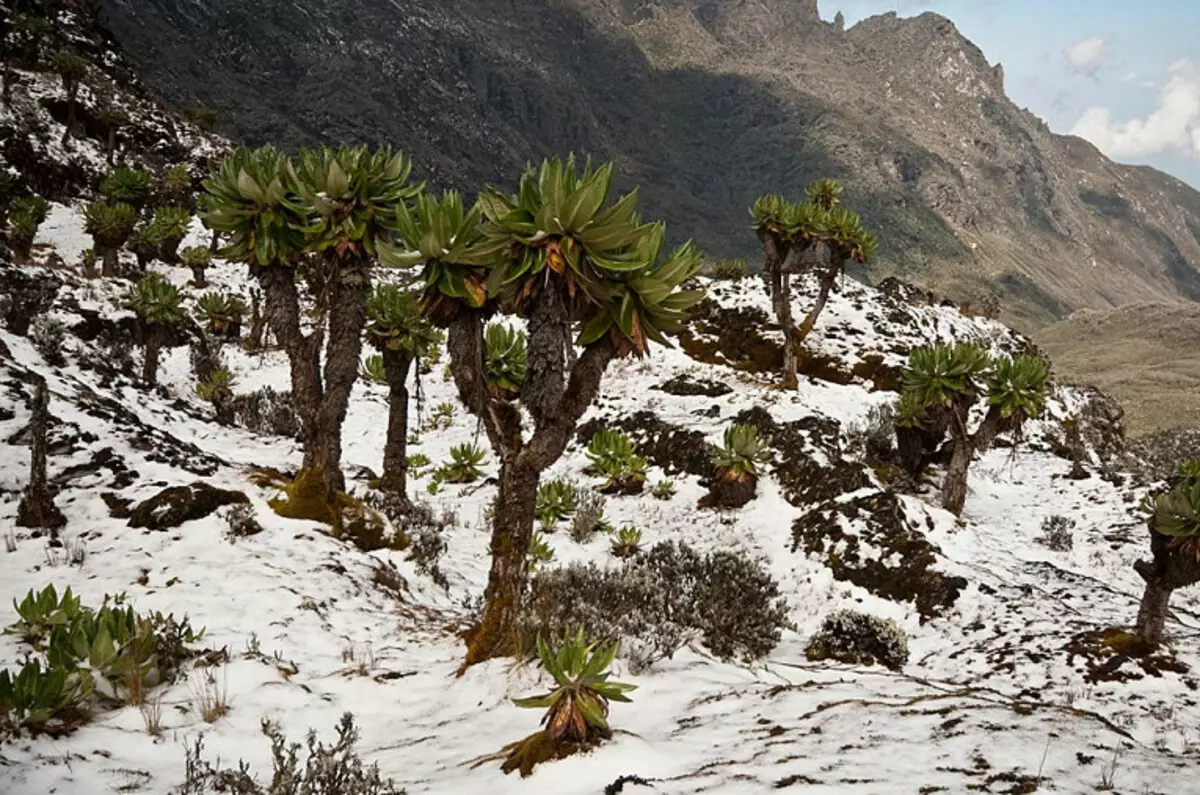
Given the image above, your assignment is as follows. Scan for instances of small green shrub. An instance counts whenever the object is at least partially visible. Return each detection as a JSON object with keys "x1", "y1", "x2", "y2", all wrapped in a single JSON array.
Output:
[
  {"x1": 126, "y1": 273, "x2": 185, "y2": 325},
  {"x1": 651, "y1": 480, "x2": 675, "y2": 500},
  {"x1": 804, "y1": 609, "x2": 908, "y2": 671},
  {"x1": 527, "y1": 532, "x2": 555, "y2": 571},
  {"x1": 195, "y1": 369, "x2": 236, "y2": 404},
  {"x1": 586, "y1": 429, "x2": 647, "y2": 494},
  {"x1": 569, "y1": 492, "x2": 609, "y2": 543},
  {"x1": 610, "y1": 526, "x2": 642, "y2": 559},
  {"x1": 194, "y1": 291, "x2": 247, "y2": 336},
  {"x1": 436, "y1": 443, "x2": 486, "y2": 484},
  {"x1": 713, "y1": 424, "x2": 771, "y2": 482},
  {"x1": 710, "y1": 258, "x2": 746, "y2": 280},
  {"x1": 101, "y1": 167, "x2": 153, "y2": 207},
  {"x1": 536, "y1": 479, "x2": 579, "y2": 530}
]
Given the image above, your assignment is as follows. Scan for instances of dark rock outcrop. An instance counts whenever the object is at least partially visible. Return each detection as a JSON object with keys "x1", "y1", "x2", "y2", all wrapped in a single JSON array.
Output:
[{"x1": 128, "y1": 482, "x2": 249, "y2": 530}]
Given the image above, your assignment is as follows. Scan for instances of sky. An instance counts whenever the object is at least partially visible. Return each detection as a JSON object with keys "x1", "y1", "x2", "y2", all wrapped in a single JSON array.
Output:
[{"x1": 818, "y1": 0, "x2": 1200, "y2": 188}]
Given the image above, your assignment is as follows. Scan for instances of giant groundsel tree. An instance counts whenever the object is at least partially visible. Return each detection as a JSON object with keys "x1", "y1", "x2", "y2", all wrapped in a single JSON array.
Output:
[
  {"x1": 382, "y1": 156, "x2": 704, "y2": 666},
  {"x1": 1134, "y1": 464, "x2": 1200, "y2": 647},
  {"x1": 750, "y1": 180, "x2": 877, "y2": 389},
  {"x1": 200, "y1": 145, "x2": 421, "y2": 510}
]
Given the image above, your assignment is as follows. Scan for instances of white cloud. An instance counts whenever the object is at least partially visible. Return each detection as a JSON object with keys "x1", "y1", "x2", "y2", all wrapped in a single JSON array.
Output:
[
  {"x1": 1070, "y1": 60, "x2": 1200, "y2": 159},
  {"x1": 1064, "y1": 36, "x2": 1109, "y2": 77}
]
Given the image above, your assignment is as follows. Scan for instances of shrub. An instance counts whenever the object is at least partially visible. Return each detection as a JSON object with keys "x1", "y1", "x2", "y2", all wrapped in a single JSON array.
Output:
[
  {"x1": 585, "y1": 429, "x2": 647, "y2": 494},
  {"x1": 406, "y1": 508, "x2": 449, "y2": 591},
  {"x1": 805, "y1": 609, "x2": 909, "y2": 671},
  {"x1": 527, "y1": 532, "x2": 555, "y2": 571},
  {"x1": 229, "y1": 387, "x2": 301, "y2": 439},
  {"x1": 713, "y1": 424, "x2": 771, "y2": 482},
  {"x1": 1036, "y1": 515, "x2": 1075, "y2": 552},
  {"x1": 29, "y1": 316, "x2": 67, "y2": 367},
  {"x1": 177, "y1": 712, "x2": 404, "y2": 794},
  {"x1": 194, "y1": 291, "x2": 247, "y2": 337},
  {"x1": 710, "y1": 258, "x2": 746, "y2": 280},
  {"x1": 569, "y1": 492, "x2": 609, "y2": 543},
  {"x1": 525, "y1": 541, "x2": 789, "y2": 667},
  {"x1": 0, "y1": 660, "x2": 92, "y2": 737},
  {"x1": 195, "y1": 369, "x2": 236, "y2": 403},
  {"x1": 536, "y1": 479, "x2": 579, "y2": 530},
  {"x1": 6, "y1": 196, "x2": 50, "y2": 263},
  {"x1": 222, "y1": 503, "x2": 263, "y2": 539}
]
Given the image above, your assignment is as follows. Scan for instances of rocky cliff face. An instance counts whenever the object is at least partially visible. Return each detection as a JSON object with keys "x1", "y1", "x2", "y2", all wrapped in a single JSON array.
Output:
[{"x1": 100, "y1": 0, "x2": 1200, "y2": 326}]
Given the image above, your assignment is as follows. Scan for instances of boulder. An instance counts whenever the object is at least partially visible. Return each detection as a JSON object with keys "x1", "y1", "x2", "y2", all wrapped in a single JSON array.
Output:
[{"x1": 128, "y1": 482, "x2": 249, "y2": 530}]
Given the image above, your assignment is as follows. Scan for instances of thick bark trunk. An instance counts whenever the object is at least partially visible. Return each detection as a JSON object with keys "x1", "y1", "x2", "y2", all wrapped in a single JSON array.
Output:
[
  {"x1": 379, "y1": 348, "x2": 414, "y2": 498},
  {"x1": 309, "y1": 254, "x2": 371, "y2": 498},
  {"x1": 257, "y1": 266, "x2": 322, "y2": 462},
  {"x1": 209, "y1": 230, "x2": 220, "y2": 255},
  {"x1": 16, "y1": 376, "x2": 66, "y2": 533},
  {"x1": 1133, "y1": 526, "x2": 1200, "y2": 647},
  {"x1": 142, "y1": 326, "x2": 162, "y2": 386},
  {"x1": 62, "y1": 88, "x2": 77, "y2": 148},
  {"x1": 464, "y1": 459, "x2": 540, "y2": 666},
  {"x1": 190, "y1": 265, "x2": 207, "y2": 287},
  {"x1": 1135, "y1": 578, "x2": 1173, "y2": 647},
  {"x1": 796, "y1": 264, "x2": 839, "y2": 344},
  {"x1": 941, "y1": 423, "x2": 972, "y2": 516},
  {"x1": 524, "y1": 283, "x2": 570, "y2": 425},
  {"x1": 780, "y1": 272, "x2": 799, "y2": 390},
  {"x1": 161, "y1": 237, "x2": 183, "y2": 265},
  {"x1": 100, "y1": 245, "x2": 119, "y2": 278}
]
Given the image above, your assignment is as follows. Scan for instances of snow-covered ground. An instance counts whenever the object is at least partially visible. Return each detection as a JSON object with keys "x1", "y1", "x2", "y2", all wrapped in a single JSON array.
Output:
[{"x1": 2, "y1": 211, "x2": 1199, "y2": 794}]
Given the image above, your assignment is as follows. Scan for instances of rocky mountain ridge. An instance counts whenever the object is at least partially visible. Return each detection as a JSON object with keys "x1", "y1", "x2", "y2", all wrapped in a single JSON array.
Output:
[{"x1": 99, "y1": 0, "x2": 1200, "y2": 327}]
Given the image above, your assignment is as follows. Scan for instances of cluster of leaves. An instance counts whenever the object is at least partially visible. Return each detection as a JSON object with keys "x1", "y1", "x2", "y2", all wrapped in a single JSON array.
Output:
[
  {"x1": 196, "y1": 369, "x2": 237, "y2": 404},
  {"x1": 1144, "y1": 460, "x2": 1200, "y2": 555},
  {"x1": 365, "y1": 284, "x2": 440, "y2": 358},
  {"x1": 651, "y1": 480, "x2": 676, "y2": 501},
  {"x1": 2, "y1": 586, "x2": 203, "y2": 738},
  {"x1": 428, "y1": 443, "x2": 487, "y2": 492},
  {"x1": 609, "y1": 526, "x2": 642, "y2": 559},
  {"x1": 750, "y1": 181, "x2": 878, "y2": 264},
  {"x1": 126, "y1": 272, "x2": 186, "y2": 326},
  {"x1": 195, "y1": 291, "x2": 248, "y2": 334},
  {"x1": 709, "y1": 258, "x2": 746, "y2": 280},
  {"x1": 527, "y1": 532, "x2": 555, "y2": 571},
  {"x1": 713, "y1": 424, "x2": 771, "y2": 482},
  {"x1": 6, "y1": 196, "x2": 50, "y2": 254},
  {"x1": 585, "y1": 430, "x2": 647, "y2": 493},
  {"x1": 525, "y1": 541, "x2": 789, "y2": 669},
  {"x1": 484, "y1": 324, "x2": 527, "y2": 394},
  {"x1": 361, "y1": 354, "x2": 388, "y2": 385},
  {"x1": 536, "y1": 479, "x2": 579, "y2": 530}
]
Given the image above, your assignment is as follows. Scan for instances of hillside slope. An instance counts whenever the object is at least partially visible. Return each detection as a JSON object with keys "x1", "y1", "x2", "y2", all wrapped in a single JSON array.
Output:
[
  {"x1": 99, "y1": 0, "x2": 1200, "y2": 326},
  {"x1": 3, "y1": 233, "x2": 1198, "y2": 792}
]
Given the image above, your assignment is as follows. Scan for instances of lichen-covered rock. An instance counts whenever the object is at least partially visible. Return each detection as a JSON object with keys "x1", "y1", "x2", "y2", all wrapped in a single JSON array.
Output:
[
  {"x1": 128, "y1": 482, "x2": 249, "y2": 530},
  {"x1": 805, "y1": 609, "x2": 910, "y2": 670},
  {"x1": 793, "y1": 490, "x2": 967, "y2": 620}
]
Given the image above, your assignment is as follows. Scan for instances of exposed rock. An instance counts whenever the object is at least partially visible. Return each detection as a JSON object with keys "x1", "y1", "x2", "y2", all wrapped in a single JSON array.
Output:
[
  {"x1": 0, "y1": 268, "x2": 62, "y2": 336},
  {"x1": 578, "y1": 411, "x2": 714, "y2": 478},
  {"x1": 793, "y1": 490, "x2": 967, "y2": 620},
  {"x1": 654, "y1": 373, "x2": 732, "y2": 398},
  {"x1": 701, "y1": 473, "x2": 757, "y2": 509},
  {"x1": 101, "y1": 491, "x2": 134, "y2": 519},
  {"x1": 128, "y1": 482, "x2": 249, "y2": 530}
]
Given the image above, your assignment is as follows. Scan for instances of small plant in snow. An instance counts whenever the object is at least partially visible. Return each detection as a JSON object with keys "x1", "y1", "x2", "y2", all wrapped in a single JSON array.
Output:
[
  {"x1": 221, "y1": 503, "x2": 263, "y2": 540},
  {"x1": 585, "y1": 429, "x2": 647, "y2": 495},
  {"x1": 651, "y1": 480, "x2": 676, "y2": 500},
  {"x1": 569, "y1": 491, "x2": 609, "y2": 543},
  {"x1": 527, "y1": 532, "x2": 555, "y2": 571},
  {"x1": 177, "y1": 712, "x2": 404, "y2": 794},
  {"x1": 436, "y1": 443, "x2": 486, "y2": 484},
  {"x1": 1036, "y1": 515, "x2": 1075, "y2": 552},
  {"x1": 805, "y1": 609, "x2": 909, "y2": 671},
  {"x1": 500, "y1": 629, "x2": 635, "y2": 777},
  {"x1": 536, "y1": 479, "x2": 579, "y2": 530},
  {"x1": 609, "y1": 526, "x2": 642, "y2": 559}
]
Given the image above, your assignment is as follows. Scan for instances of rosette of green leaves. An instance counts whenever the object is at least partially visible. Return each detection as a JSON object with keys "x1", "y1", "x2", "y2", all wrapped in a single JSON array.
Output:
[
  {"x1": 199, "y1": 146, "x2": 305, "y2": 267},
  {"x1": 902, "y1": 343, "x2": 991, "y2": 409},
  {"x1": 985, "y1": 355, "x2": 1049, "y2": 422},
  {"x1": 485, "y1": 323, "x2": 528, "y2": 393}
]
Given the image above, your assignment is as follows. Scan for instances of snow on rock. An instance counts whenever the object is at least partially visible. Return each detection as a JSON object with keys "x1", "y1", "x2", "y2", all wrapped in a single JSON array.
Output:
[{"x1": 1, "y1": 230, "x2": 1198, "y2": 794}]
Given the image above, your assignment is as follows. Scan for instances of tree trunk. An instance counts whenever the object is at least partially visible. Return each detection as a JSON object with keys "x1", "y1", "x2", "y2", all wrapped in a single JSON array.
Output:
[
  {"x1": 796, "y1": 264, "x2": 839, "y2": 344},
  {"x1": 941, "y1": 429, "x2": 972, "y2": 515},
  {"x1": 308, "y1": 255, "x2": 371, "y2": 499},
  {"x1": 257, "y1": 265, "x2": 322, "y2": 461},
  {"x1": 16, "y1": 376, "x2": 66, "y2": 534},
  {"x1": 523, "y1": 282, "x2": 569, "y2": 425},
  {"x1": 209, "y1": 229, "x2": 220, "y2": 254},
  {"x1": 142, "y1": 325, "x2": 162, "y2": 385},
  {"x1": 1135, "y1": 577, "x2": 1173, "y2": 648},
  {"x1": 464, "y1": 458, "x2": 540, "y2": 667},
  {"x1": 379, "y1": 348, "x2": 414, "y2": 498},
  {"x1": 190, "y1": 264, "x2": 207, "y2": 287},
  {"x1": 106, "y1": 126, "x2": 115, "y2": 166},
  {"x1": 62, "y1": 88, "x2": 77, "y2": 148},
  {"x1": 100, "y1": 245, "x2": 119, "y2": 278},
  {"x1": 246, "y1": 288, "x2": 266, "y2": 350},
  {"x1": 1133, "y1": 526, "x2": 1200, "y2": 647},
  {"x1": 779, "y1": 271, "x2": 798, "y2": 390}
]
